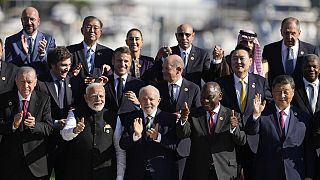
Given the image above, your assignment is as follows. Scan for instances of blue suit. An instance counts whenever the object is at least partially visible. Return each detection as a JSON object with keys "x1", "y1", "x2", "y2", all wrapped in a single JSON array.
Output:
[
  {"x1": 245, "y1": 104, "x2": 314, "y2": 180},
  {"x1": 5, "y1": 30, "x2": 56, "y2": 75}
]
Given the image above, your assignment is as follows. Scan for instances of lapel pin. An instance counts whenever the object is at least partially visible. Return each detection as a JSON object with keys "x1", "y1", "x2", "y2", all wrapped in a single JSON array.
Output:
[
  {"x1": 252, "y1": 83, "x2": 255, "y2": 88},
  {"x1": 104, "y1": 124, "x2": 111, "y2": 133},
  {"x1": 8, "y1": 102, "x2": 12, "y2": 106},
  {"x1": 2, "y1": 77, "x2": 5, "y2": 81},
  {"x1": 68, "y1": 84, "x2": 71, "y2": 88},
  {"x1": 184, "y1": 88, "x2": 189, "y2": 92},
  {"x1": 300, "y1": 51, "x2": 304, "y2": 55},
  {"x1": 138, "y1": 64, "x2": 142, "y2": 68},
  {"x1": 190, "y1": 54, "x2": 195, "y2": 61},
  {"x1": 294, "y1": 112, "x2": 298, "y2": 116},
  {"x1": 97, "y1": 52, "x2": 102, "y2": 56},
  {"x1": 219, "y1": 117, "x2": 223, "y2": 120}
]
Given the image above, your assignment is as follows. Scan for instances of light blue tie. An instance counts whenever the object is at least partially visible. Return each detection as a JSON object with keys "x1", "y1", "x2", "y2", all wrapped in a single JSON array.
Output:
[{"x1": 86, "y1": 48, "x2": 94, "y2": 73}]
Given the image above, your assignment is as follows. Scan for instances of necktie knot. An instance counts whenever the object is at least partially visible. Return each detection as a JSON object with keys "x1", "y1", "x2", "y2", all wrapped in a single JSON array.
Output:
[{"x1": 146, "y1": 115, "x2": 153, "y2": 129}]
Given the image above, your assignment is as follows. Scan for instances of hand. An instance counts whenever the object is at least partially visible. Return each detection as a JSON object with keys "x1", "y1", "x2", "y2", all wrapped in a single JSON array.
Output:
[
  {"x1": 38, "y1": 37, "x2": 47, "y2": 54},
  {"x1": 125, "y1": 91, "x2": 140, "y2": 105},
  {"x1": 230, "y1": 110, "x2": 238, "y2": 129},
  {"x1": 212, "y1": 45, "x2": 224, "y2": 60},
  {"x1": 147, "y1": 123, "x2": 159, "y2": 140},
  {"x1": 133, "y1": 118, "x2": 143, "y2": 137},
  {"x1": 102, "y1": 64, "x2": 111, "y2": 76},
  {"x1": 13, "y1": 111, "x2": 23, "y2": 129},
  {"x1": 73, "y1": 117, "x2": 85, "y2": 134},
  {"x1": 180, "y1": 102, "x2": 189, "y2": 122},
  {"x1": 84, "y1": 76, "x2": 95, "y2": 85},
  {"x1": 155, "y1": 46, "x2": 172, "y2": 60},
  {"x1": 305, "y1": 177, "x2": 312, "y2": 180},
  {"x1": 56, "y1": 119, "x2": 66, "y2": 130},
  {"x1": 96, "y1": 76, "x2": 109, "y2": 85},
  {"x1": 72, "y1": 63, "x2": 82, "y2": 76},
  {"x1": 24, "y1": 112, "x2": 35, "y2": 128},
  {"x1": 253, "y1": 94, "x2": 266, "y2": 118},
  {"x1": 21, "y1": 34, "x2": 28, "y2": 54}
]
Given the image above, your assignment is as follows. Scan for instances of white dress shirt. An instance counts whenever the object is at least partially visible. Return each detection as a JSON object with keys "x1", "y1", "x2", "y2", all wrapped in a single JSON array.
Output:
[
  {"x1": 168, "y1": 76, "x2": 183, "y2": 101},
  {"x1": 179, "y1": 45, "x2": 192, "y2": 68},
  {"x1": 114, "y1": 73, "x2": 128, "y2": 93},
  {"x1": 275, "y1": 105, "x2": 290, "y2": 135},
  {"x1": 281, "y1": 40, "x2": 299, "y2": 71}
]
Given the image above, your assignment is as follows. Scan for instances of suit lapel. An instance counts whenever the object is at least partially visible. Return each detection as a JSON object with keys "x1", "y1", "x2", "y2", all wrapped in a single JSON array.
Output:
[
  {"x1": 285, "y1": 108, "x2": 298, "y2": 142},
  {"x1": 297, "y1": 85, "x2": 313, "y2": 114},
  {"x1": 229, "y1": 77, "x2": 241, "y2": 112},
  {"x1": 16, "y1": 31, "x2": 24, "y2": 56},
  {"x1": 270, "y1": 106, "x2": 282, "y2": 141},
  {"x1": 185, "y1": 47, "x2": 196, "y2": 73},
  {"x1": 78, "y1": 43, "x2": 90, "y2": 74},
  {"x1": 28, "y1": 92, "x2": 39, "y2": 118},
  {"x1": 32, "y1": 32, "x2": 43, "y2": 61},
  {"x1": 107, "y1": 76, "x2": 118, "y2": 106},
  {"x1": 45, "y1": 76, "x2": 60, "y2": 106},
  {"x1": 198, "y1": 109, "x2": 210, "y2": 135},
  {"x1": 65, "y1": 76, "x2": 73, "y2": 106},
  {"x1": 245, "y1": 74, "x2": 256, "y2": 114},
  {"x1": 315, "y1": 85, "x2": 320, "y2": 113},
  {"x1": 214, "y1": 106, "x2": 226, "y2": 133},
  {"x1": 176, "y1": 79, "x2": 189, "y2": 110}
]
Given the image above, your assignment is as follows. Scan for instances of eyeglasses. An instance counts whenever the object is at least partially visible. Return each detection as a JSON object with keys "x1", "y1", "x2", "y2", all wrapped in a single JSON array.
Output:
[
  {"x1": 231, "y1": 56, "x2": 249, "y2": 62},
  {"x1": 176, "y1": 33, "x2": 193, "y2": 38},
  {"x1": 83, "y1": 25, "x2": 101, "y2": 31},
  {"x1": 21, "y1": 17, "x2": 37, "y2": 23}
]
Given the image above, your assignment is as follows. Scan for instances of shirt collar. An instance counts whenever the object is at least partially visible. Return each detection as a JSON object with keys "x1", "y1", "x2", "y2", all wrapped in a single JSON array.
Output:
[
  {"x1": 83, "y1": 41, "x2": 97, "y2": 52},
  {"x1": 179, "y1": 45, "x2": 192, "y2": 55},
  {"x1": 114, "y1": 73, "x2": 128, "y2": 82},
  {"x1": 233, "y1": 73, "x2": 249, "y2": 84},
  {"x1": 167, "y1": 76, "x2": 183, "y2": 87},
  {"x1": 18, "y1": 91, "x2": 32, "y2": 101},
  {"x1": 303, "y1": 77, "x2": 319, "y2": 87},
  {"x1": 143, "y1": 109, "x2": 157, "y2": 119},
  {"x1": 212, "y1": 103, "x2": 220, "y2": 114},
  {"x1": 281, "y1": 39, "x2": 299, "y2": 53},
  {"x1": 275, "y1": 104, "x2": 290, "y2": 116},
  {"x1": 23, "y1": 30, "x2": 38, "y2": 40}
]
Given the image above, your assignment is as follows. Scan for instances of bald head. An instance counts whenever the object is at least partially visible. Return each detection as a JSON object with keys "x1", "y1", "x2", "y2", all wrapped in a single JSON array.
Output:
[
  {"x1": 175, "y1": 23, "x2": 195, "y2": 50},
  {"x1": 21, "y1": 7, "x2": 40, "y2": 36},
  {"x1": 162, "y1": 55, "x2": 184, "y2": 83},
  {"x1": 177, "y1": 24, "x2": 193, "y2": 33}
]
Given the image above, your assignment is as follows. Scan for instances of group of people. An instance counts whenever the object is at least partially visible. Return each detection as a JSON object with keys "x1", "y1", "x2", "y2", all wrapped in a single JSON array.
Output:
[{"x1": 0, "y1": 5, "x2": 320, "y2": 180}]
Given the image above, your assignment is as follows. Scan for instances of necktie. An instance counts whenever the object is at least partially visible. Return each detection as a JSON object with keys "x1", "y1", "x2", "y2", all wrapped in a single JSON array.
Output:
[
  {"x1": 240, "y1": 79, "x2": 246, "y2": 113},
  {"x1": 133, "y1": 59, "x2": 140, "y2": 78},
  {"x1": 170, "y1": 84, "x2": 176, "y2": 104},
  {"x1": 146, "y1": 115, "x2": 153, "y2": 129},
  {"x1": 182, "y1": 51, "x2": 188, "y2": 68},
  {"x1": 56, "y1": 80, "x2": 64, "y2": 108},
  {"x1": 86, "y1": 48, "x2": 94, "y2": 73},
  {"x1": 117, "y1": 77, "x2": 124, "y2": 104},
  {"x1": 286, "y1": 47, "x2": 294, "y2": 75},
  {"x1": 279, "y1": 110, "x2": 285, "y2": 141},
  {"x1": 27, "y1": 37, "x2": 33, "y2": 62},
  {"x1": 208, "y1": 111, "x2": 215, "y2": 133},
  {"x1": 308, "y1": 84, "x2": 317, "y2": 113},
  {"x1": 21, "y1": 100, "x2": 28, "y2": 131}
]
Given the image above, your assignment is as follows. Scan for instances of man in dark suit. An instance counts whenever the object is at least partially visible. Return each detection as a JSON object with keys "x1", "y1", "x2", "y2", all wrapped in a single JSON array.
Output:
[
  {"x1": 262, "y1": 17, "x2": 319, "y2": 85},
  {"x1": 36, "y1": 47, "x2": 75, "y2": 179},
  {"x1": 104, "y1": 46, "x2": 144, "y2": 114},
  {"x1": 0, "y1": 38, "x2": 19, "y2": 94},
  {"x1": 125, "y1": 28, "x2": 156, "y2": 85},
  {"x1": 119, "y1": 85, "x2": 179, "y2": 180},
  {"x1": 246, "y1": 75, "x2": 314, "y2": 180},
  {"x1": 177, "y1": 82, "x2": 246, "y2": 180},
  {"x1": 60, "y1": 83, "x2": 117, "y2": 180},
  {"x1": 155, "y1": 23, "x2": 211, "y2": 88},
  {"x1": 155, "y1": 54, "x2": 201, "y2": 180},
  {"x1": 0, "y1": 66, "x2": 53, "y2": 179},
  {"x1": 216, "y1": 44, "x2": 272, "y2": 180},
  {"x1": 67, "y1": 16, "x2": 113, "y2": 79},
  {"x1": 5, "y1": 6, "x2": 56, "y2": 75}
]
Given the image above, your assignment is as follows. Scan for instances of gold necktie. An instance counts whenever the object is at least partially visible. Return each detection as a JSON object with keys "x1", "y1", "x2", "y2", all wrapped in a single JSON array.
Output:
[{"x1": 240, "y1": 79, "x2": 246, "y2": 113}]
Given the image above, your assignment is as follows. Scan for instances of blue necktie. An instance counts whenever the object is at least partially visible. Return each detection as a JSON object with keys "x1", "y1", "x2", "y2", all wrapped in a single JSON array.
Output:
[
  {"x1": 285, "y1": 48, "x2": 294, "y2": 75},
  {"x1": 86, "y1": 48, "x2": 94, "y2": 73}
]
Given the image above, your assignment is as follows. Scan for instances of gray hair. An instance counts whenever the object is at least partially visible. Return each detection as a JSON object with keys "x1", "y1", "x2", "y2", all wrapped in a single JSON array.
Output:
[
  {"x1": 139, "y1": 85, "x2": 160, "y2": 98},
  {"x1": 86, "y1": 83, "x2": 105, "y2": 94}
]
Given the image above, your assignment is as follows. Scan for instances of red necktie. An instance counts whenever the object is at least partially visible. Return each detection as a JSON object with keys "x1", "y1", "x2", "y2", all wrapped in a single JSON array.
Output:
[
  {"x1": 209, "y1": 111, "x2": 215, "y2": 133},
  {"x1": 22, "y1": 100, "x2": 28, "y2": 120}
]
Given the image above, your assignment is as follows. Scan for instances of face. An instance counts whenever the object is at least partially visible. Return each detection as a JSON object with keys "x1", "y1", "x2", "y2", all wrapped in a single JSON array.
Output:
[
  {"x1": 126, "y1": 30, "x2": 144, "y2": 53},
  {"x1": 272, "y1": 83, "x2": 294, "y2": 110},
  {"x1": 281, "y1": 21, "x2": 301, "y2": 47},
  {"x1": 302, "y1": 59, "x2": 320, "y2": 83},
  {"x1": 239, "y1": 39, "x2": 254, "y2": 50},
  {"x1": 81, "y1": 19, "x2": 102, "y2": 45},
  {"x1": 139, "y1": 89, "x2": 161, "y2": 115},
  {"x1": 21, "y1": 8, "x2": 40, "y2": 36},
  {"x1": 200, "y1": 85, "x2": 222, "y2": 111},
  {"x1": 51, "y1": 58, "x2": 72, "y2": 80},
  {"x1": 112, "y1": 52, "x2": 132, "y2": 76},
  {"x1": 0, "y1": 42, "x2": 3, "y2": 58},
  {"x1": 16, "y1": 71, "x2": 37, "y2": 98},
  {"x1": 162, "y1": 59, "x2": 180, "y2": 83},
  {"x1": 175, "y1": 25, "x2": 195, "y2": 50},
  {"x1": 84, "y1": 86, "x2": 105, "y2": 112},
  {"x1": 231, "y1": 49, "x2": 252, "y2": 77}
]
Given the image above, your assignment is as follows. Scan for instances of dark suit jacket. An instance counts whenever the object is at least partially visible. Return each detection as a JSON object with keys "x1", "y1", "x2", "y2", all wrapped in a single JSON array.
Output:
[
  {"x1": 5, "y1": 30, "x2": 56, "y2": 75},
  {"x1": 67, "y1": 42, "x2": 113, "y2": 79},
  {"x1": 104, "y1": 75, "x2": 144, "y2": 114},
  {"x1": 245, "y1": 104, "x2": 314, "y2": 180},
  {"x1": 177, "y1": 105, "x2": 246, "y2": 180},
  {"x1": 0, "y1": 61, "x2": 19, "y2": 94},
  {"x1": 262, "y1": 40, "x2": 319, "y2": 85},
  {"x1": 292, "y1": 79, "x2": 320, "y2": 118},
  {"x1": 130, "y1": 55, "x2": 156, "y2": 85},
  {"x1": 62, "y1": 107, "x2": 117, "y2": 180},
  {"x1": 155, "y1": 45, "x2": 211, "y2": 88},
  {"x1": 0, "y1": 90, "x2": 53, "y2": 178},
  {"x1": 119, "y1": 109, "x2": 179, "y2": 180},
  {"x1": 208, "y1": 54, "x2": 232, "y2": 81}
]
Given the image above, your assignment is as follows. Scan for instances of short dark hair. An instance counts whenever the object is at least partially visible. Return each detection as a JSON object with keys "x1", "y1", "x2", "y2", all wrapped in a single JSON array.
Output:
[
  {"x1": 272, "y1": 75, "x2": 295, "y2": 89},
  {"x1": 47, "y1": 46, "x2": 73, "y2": 69},
  {"x1": 126, "y1": 28, "x2": 143, "y2": 39},
  {"x1": 113, "y1": 46, "x2": 131, "y2": 58},
  {"x1": 281, "y1": 17, "x2": 300, "y2": 31},
  {"x1": 233, "y1": 44, "x2": 253, "y2": 58},
  {"x1": 82, "y1": 16, "x2": 103, "y2": 28}
]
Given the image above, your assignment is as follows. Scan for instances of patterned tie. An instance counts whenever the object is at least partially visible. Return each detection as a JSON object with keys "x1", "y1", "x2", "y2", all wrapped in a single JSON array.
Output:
[
  {"x1": 146, "y1": 115, "x2": 153, "y2": 129},
  {"x1": 133, "y1": 59, "x2": 140, "y2": 78},
  {"x1": 308, "y1": 84, "x2": 317, "y2": 113},
  {"x1": 240, "y1": 79, "x2": 246, "y2": 113},
  {"x1": 117, "y1": 77, "x2": 124, "y2": 104},
  {"x1": 208, "y1": 111, "x2": 215, "y2": 133},
  {"x1": 182, "y1": 51, "x2": 188, "y2": 68},
  {"x1": 279, "y1": 110, "x2": 285, "y2": 141},
  {"x1": 86, "y1": 48, "x2": 94, "y2": 73},
  {"x1": 21, "y1": 100, "x2": 28, "y2": 131},
  {"x1": 27, "y1": 37, "x2": 33, "y2": 62},
  {"x1": 170, "y1": 84, "x2": 176, "y2": 104},
  {"x1": 285, "y1": 47, "x2": 294, "y2": 75}
]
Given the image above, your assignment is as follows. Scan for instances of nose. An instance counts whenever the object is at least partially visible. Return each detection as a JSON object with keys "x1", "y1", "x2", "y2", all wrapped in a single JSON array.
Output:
[{"x1": 281, "y1": 92, "x2": 286, "y2": 98}]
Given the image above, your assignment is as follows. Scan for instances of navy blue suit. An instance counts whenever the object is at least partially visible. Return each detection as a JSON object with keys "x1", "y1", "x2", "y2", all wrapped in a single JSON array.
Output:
[
  {"x1": 5, "y1": 30, "x2": 56, "y2": 75},
  {"x1": 262, "y1": 40, "x2": 319, "y2": 85},
  {"x1": 245, "y1": 104, "x2": 314, "y2": 180}
]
